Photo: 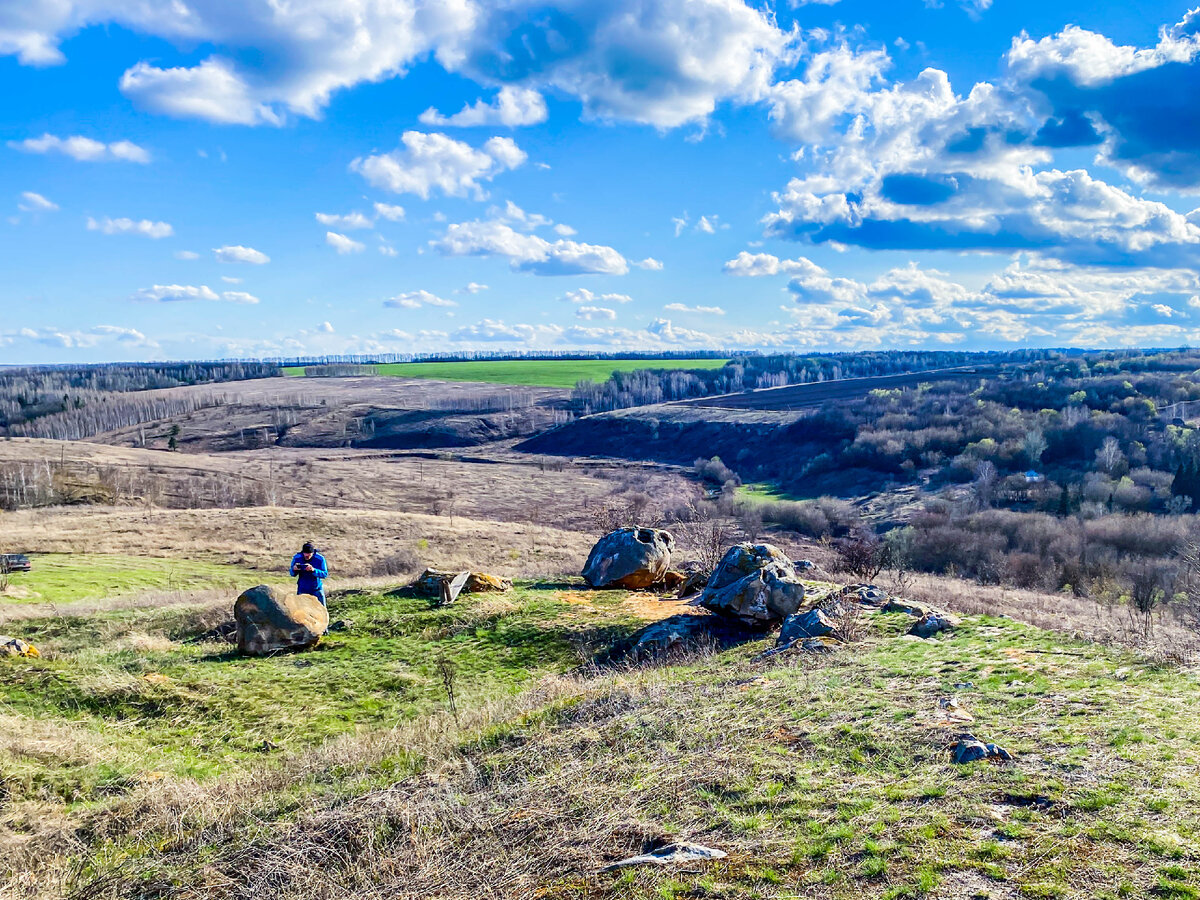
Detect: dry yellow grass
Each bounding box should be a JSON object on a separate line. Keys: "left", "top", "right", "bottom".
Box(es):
{"left": 0, "top": 505, "right": 595, "bottom": 579}
{"left": 0, "top": 437, "right": 697, "bottom": 531}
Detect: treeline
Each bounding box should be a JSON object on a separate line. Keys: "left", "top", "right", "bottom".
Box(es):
{"left": 275, "top": 350, "right": 734, "bottom": 366}
{"left": 0, "top": 362, "right": 278, "bottom": 436}
{"left": 5, "top": 391, "right": 229, "bottom": 441}
{"left": 0, "top": 458, "right": 269, "bottom": 511}
{"left": 571, "top": 350, "right": 1052, "bottom": 413}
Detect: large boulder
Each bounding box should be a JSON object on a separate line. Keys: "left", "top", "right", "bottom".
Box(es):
{"left": 698, "top": 543, "right": 805, "bottom": 626}
{"left": 582, "top": 527, "right": 675, "bottom": 590}
{"left": 234, "top": 584, "right": 328, "bottom": 656}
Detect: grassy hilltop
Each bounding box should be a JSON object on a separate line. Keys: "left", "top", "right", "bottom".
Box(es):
{"left": 4, "top": 579, "right": 1200, "bottom": 899}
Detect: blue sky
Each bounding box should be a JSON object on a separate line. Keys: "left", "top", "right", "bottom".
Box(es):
{"left": 4, "top": 0, "right": 1200, "bottom": 363}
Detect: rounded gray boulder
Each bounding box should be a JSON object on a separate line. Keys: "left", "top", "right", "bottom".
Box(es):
{"left": 582, "top": 527, "right": 675, "bottom": 589}
{"left": 698, "top": 543, "right": 806, "bottom": 626}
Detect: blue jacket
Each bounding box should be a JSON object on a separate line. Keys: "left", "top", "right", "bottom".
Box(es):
{"left": 290, "top": 552, "right": 328, "bottom": 596}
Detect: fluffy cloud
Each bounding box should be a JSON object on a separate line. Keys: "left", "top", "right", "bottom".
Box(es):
{"left": 134, "top": 283, "right": 259, "bottom": 303}
{"left": 17, "top": 191, "right": 57, "bottom": 212}
{"left": 1, "top": 0, "right": 794, "bottom": 129}
{"left": 1005, "top": 12, "right": 1200, "bottom": 190}
{"left": 664, "top": 303, "right": 725, "bottom": 315}
{"left": 575, "top": 305, "right": 616, "bottom": 320}
{"left": 646, "top": 318, "right": 713, "bottom": 345}
{"left": 560, "top": 288, "right": 634, "bottom": 304}
{"left": 8, "top": 133, "right": 149, "bottom": 162}
{"left": 5, "top": 325, "right": 157, "bottom": 349}
{"left": 87, "top": 216, "right": 173, "bottom": 238}
{"left": 373, "top": 202, "right": 406, "bottom": 221}
{"left": 445, "top": 0, "right": 793, "bottom": 128}
{"left": 461, "top": 281, "right": 488, "bottom": 293}
{"left": 420, "top": 86, "right": 547, "bottom": 127}
{"left": 636, "top": 257, "right": 664, "bottom": 270}
{"left": 350, "top": 132, "right": 526, "bottom": 199}
{"left": 759, "top": 16, "right": 1200, "bottom": 265}
{"left": 384, "top": 290, "right": 457, "bottom": 308}
{"left": 433, "top": 207, "right": 628, "bottom": 275}
{"left": 316, "top": 211, "right": 373, "bottom": 229}
{"left": 174, "top": 250, "right": 200, "bottom": 260}
{"left": 326, "top": 231, "right": 365, "bottom": 254}
{"left": 727, "top": 250, "right": 1200, "bottom": 347}
{"left": 214, "top": 244, "right": 270, "bottom": 264}
{"left": 450, "top": 319, "right": 563, "bottom": 343}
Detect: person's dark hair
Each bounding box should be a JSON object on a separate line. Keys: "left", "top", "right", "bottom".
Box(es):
{"left": 301, "top": 541, "right": 315, "bottom": 553}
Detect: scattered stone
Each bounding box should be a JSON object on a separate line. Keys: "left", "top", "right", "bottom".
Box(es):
{"left": 603, "top": 843, "right": 727, "bottom": 870}
{"left": 952, "top": 733, "right": 1014, "bottom": 764}
{"left": 259, "top": 739, "right": 279, "bottom": 752}
{"left": 674, "top": 565, "right": 710, "bottom": 598}
{"left": 415, "top": 569, "right": 512, "bottom": 603}
{"left": 953, "top": 682, "right": 975, "bottom": 689}
{"left": 464, "top": 572, "right": 512, "bottom": 593}
{"left": 628, "top": 613, "right": 716, "bottom": 658}
{"left": 0, "top": 635, "right": 39, "bottom": 658}
{"left": 142, "top": 673, "right": 171, "bottom": 686}
{"left": 328, "top": 619, "right": 353, "bottom": 632}
{"left": 932, "top": 696, "right": 975, "bottom": 726}
{"left": 234, "top": 584, "right": 328, "bottom": 656}
{"left": 883, "top": 598, "right": 933, "bottom": 617}
{"left": 840, "top": 583, "right": 889, "bottom": 605}
{"left": 777, "top": 608, "right": 835, "bottom": 644}
{"left": 754, "top": 635, "right": 839, "bottom": 661}
{"left": 698, "top": 543, "right": 805, "bottom": 626}
{"left": 795, "top": 559, "right": 815, "bottom": 571}
{"left": 582, "top": 527, "right": 675, "bottom": 590}
{"left": 910, "top": 612, "right": 960, "bottom": 639}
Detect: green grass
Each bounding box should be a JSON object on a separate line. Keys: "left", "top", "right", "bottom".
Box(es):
{"left": 282, "top": 358, "right": 730, "bottom": 387}
{"left": 5, "top": 590, "right": 1200, "bottom": 899}
{"left": 0, "top": 583, "right": 642, "bottom": 799}
{"left": 1, "top": 553, "right": 274, "bottom": 605}
{"left": 736, "top": 482, "right": 804, "bottom": 502}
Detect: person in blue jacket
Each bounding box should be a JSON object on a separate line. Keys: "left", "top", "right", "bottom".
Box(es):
{"left": 290, "top": 541, "right": 329, "bottom": 606}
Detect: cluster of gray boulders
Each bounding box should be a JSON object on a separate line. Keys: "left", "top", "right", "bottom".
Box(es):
{"left": 576, "top": 528, "right": 963, "bottom": 660}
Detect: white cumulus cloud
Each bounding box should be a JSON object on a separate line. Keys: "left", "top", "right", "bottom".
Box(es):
{"left": 87, "top": 216, "right": 173, "bottom": 238}
{"left": 384, "top": 289, "right": 457, "bottom": 308}
{"left": 8, "top": 133, "right": 149, "bottom": 162}
{"left": 420, "top": 86, "right": 548, "bottom": 127}
{"left": 214, "top": 244, "right": 270, "bottom": 264}
{"left": 17, "top": 191, "right": 57, "bottom": 212}
{"left": 326, "top": 231, "right": 365, "bottom": 254}
{"left": 351, "top": 132, "right": 526, "bottom": 200}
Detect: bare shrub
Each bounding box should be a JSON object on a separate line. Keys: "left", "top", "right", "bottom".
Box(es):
{"left": 834, "top": 527, "right": 887, "bottom": 581}
{"left": 673, "top": 501, "right": 737, "bottom": 576}
{"left": 371, "top": 547, "right": 423, "bottom": 577}
{"left": 693, "top": 455, "right": 740, "bottom": 486}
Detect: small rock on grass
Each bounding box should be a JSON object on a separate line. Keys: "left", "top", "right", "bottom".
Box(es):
{"left": 0, "top": 635, "right": 39, "bottom": 658}
{"left": 603, "top": 843, "right": 727, "bottom": 870}
{"left": 777, "top": 608, "right": 835, "bottom": 644}
{"left": 952, "top": 733, "right": 1014, "bottom": 764}
{"left": 910, "top": 612, "right": 960, "bottom": 638}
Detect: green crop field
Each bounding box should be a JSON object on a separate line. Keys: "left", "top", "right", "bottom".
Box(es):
{"left": 1, "top": 553, "right": 276, "bottom": 605}
{"left": 282, "top": 358, "right": 730, "bottom": 387}
{"left": 6, "top": 580, "right": 1200, "bottom": 899}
